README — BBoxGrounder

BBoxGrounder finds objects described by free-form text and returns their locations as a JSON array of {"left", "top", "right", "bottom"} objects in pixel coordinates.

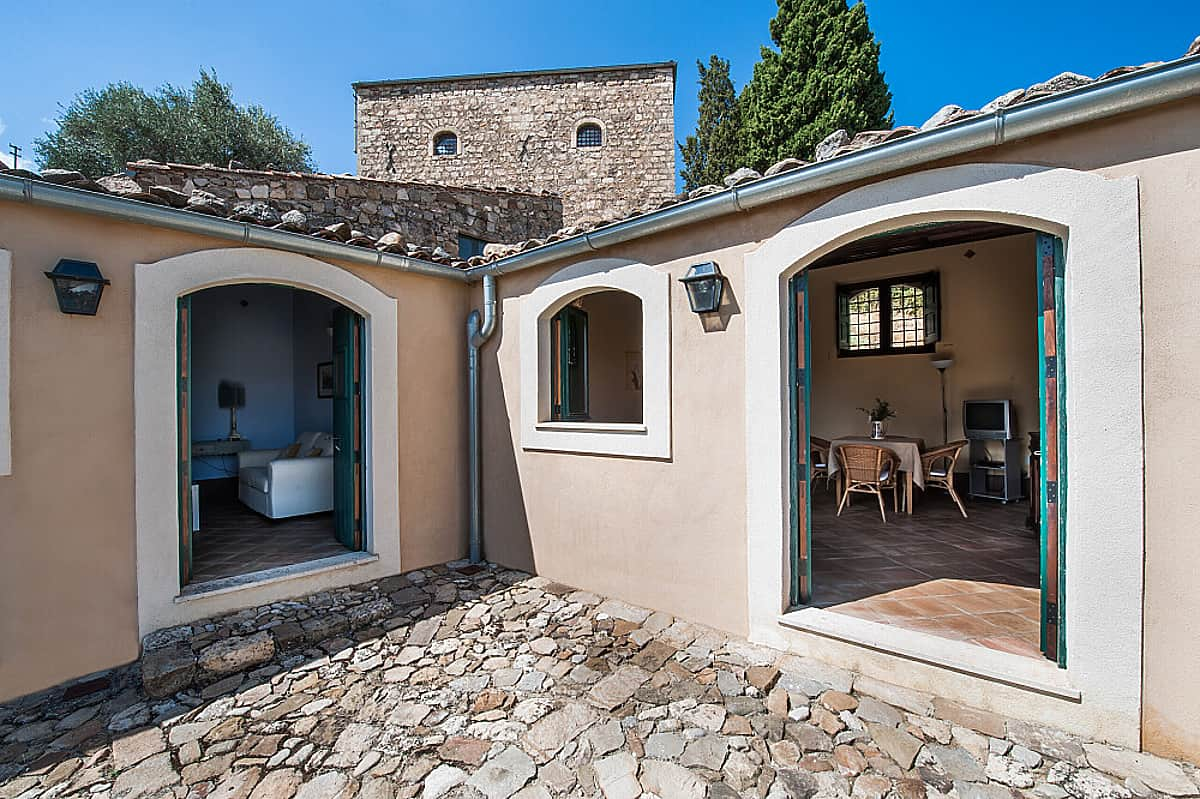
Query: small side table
[
  {"left": 190, "top": 440, "right": 252, "bottom": 532},
  {"left": 192, "top": 439, "right": 252, "bottom": 457}
]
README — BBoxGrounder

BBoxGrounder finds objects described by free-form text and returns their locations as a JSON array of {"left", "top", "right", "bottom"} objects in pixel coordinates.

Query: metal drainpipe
[{"left": 467, "top": 274, "right": 498, "bottom": 563}]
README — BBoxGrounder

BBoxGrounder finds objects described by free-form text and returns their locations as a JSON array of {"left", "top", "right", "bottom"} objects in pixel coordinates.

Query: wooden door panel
[
  {"left": 790, "top": 275, "right": 812, "bottom": 605},
  {"left": 1037, "top": 233, "right": 1067, "bottom": 665},
  {"left": 177, "top": 296, "right": 192, "bottom": 586}
]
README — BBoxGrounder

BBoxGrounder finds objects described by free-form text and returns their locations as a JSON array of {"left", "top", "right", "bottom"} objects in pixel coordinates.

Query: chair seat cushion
[
  {"left": 240, "top": 466, "right": 269, "bottom": 493},
  {"left": 879, "top": 463, "right": 893, "bottom": 482},
  {"left": 930, "top": 466, "right": 949, "bottom": 478}
]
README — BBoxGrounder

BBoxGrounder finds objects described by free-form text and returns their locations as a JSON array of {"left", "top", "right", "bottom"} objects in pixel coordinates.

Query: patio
[
  {"left": 810, "top": 485, "right": 1042, "bottom": 658},
  {"left": 0, "top": 562, "right": 1192, "bottom": 798}
]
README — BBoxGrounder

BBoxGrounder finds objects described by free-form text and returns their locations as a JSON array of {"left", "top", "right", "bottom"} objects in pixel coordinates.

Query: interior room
[
  {"left": 803, "top": 226, "right": 1044, "bottom": 659},
  {"left": 548, "top": 290, "right": 643, "bottom": 423},
  {"left": 186, "top": 283, "right": 355, "bottom": 587}
]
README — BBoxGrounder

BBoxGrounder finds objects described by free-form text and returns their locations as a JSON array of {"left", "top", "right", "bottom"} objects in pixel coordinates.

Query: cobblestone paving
[{"left": 2, "top": 563, "right": 1197, "bottom": 799}]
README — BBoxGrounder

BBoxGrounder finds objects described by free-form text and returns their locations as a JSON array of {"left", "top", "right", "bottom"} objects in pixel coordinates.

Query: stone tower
[{"left": 353, "top": 63, "right": 677, "bottom": 226}]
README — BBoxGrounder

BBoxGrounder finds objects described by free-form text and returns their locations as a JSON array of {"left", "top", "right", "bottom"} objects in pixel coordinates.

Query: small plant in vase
[{"left": 858, "top": 398, "right": 896, "bottom": 440}]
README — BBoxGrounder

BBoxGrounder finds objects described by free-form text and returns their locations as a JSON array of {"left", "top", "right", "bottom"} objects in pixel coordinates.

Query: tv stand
[{"left": 967, "top": 438, "right": 1023, "bottom": 503}]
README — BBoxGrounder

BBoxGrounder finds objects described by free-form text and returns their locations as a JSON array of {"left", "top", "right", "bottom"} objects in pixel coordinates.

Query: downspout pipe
[{"left": 467, "top": 274, "right": 498, "bottom": 563}]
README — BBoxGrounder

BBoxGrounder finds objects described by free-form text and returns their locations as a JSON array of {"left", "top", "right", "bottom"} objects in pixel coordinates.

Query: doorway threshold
[
  {"left": 177, "top": 551, "right": 378, "bottom": 603},
  {"left": 778, "top": 607, "right": 1080, "bottom": 701}
]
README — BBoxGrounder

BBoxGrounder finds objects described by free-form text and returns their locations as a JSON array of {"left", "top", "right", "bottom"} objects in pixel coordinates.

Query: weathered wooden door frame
[
  {"left": 177, "top": 295, "right": 193, "bottom": 587},
  {"left": 787, "top": 273, "right": 812, "bottom": 606},
  {"left": 1037, "top": 232, "right": 1068, "bottom": 666},
  {"left": 332, "top": 305, "right": 365, "bottom": 551}
]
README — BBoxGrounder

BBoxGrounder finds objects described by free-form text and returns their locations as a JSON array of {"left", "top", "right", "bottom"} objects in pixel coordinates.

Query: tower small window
[
  {"left": 433, "top": 131, "right": 458, "bottom": 156},
  {"left": 576, "top": 123, "right": 603, "bottom": 148}
]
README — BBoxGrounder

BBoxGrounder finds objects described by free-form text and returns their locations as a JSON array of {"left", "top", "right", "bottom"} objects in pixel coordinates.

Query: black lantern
[
  {"left": 679, "top": 261, "right": 726, "bottom": 314},
  {"left": 45, "top": 259, "right": 110, "bottom": 315}
]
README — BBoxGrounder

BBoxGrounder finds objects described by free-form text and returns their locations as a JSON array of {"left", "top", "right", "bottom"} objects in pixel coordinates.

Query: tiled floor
[
  {"left": 810, "top": 481, "right": 1044, "bottom": 659},
  {"left": 190, "top": 483, "right": 349, "bottom": 585}
]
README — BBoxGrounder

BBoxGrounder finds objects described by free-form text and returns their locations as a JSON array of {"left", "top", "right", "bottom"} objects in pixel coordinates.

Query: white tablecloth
[{"left": 828, "top": 435, "right": 925, "bottom": 489}]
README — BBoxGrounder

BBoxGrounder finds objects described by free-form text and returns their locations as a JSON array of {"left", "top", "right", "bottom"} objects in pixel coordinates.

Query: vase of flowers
[{"left": 858, "top": 398, "right": 896, "bottom": 439}]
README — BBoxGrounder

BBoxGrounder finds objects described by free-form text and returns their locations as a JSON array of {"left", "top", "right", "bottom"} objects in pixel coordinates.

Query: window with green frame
[
  {"left": 550, "top": 304, "right": 589, "bottom": 420},
  {"left": 836, "top": 272, "right": 939, "bottom": 357}
]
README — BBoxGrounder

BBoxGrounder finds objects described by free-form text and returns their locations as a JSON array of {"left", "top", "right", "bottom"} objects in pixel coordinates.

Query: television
[{"left": 963, "top": 400, "right": 1014, "bottom": 440}]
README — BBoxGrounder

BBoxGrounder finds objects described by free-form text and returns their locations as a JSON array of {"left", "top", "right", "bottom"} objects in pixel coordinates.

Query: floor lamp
[{"left": 931, "top": 356, "right": 954, "bottom": 444}]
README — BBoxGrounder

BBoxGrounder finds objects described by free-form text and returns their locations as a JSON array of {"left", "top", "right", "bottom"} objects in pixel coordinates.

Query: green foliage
[
  {"left": 858, "top": 398, "right": 897, "bottom": 422},
  {"left": 35, "top": 69, "right": 314, "bottom": 177},
  {"left": 679, "top": 55, "right": 744, "bottom": 191},
  {"left": 740, "top": 0, "right": 893, "bottom": 171}
]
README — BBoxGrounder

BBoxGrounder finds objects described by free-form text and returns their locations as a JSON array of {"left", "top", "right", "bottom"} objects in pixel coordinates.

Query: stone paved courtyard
[{"left": 1, "top": 563, "right": 1196, "bottom": 799}]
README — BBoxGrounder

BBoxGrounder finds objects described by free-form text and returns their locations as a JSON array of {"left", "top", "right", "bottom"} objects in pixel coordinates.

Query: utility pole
[{"left": 8, "top": 144, "right": 20, "bottom": 170}]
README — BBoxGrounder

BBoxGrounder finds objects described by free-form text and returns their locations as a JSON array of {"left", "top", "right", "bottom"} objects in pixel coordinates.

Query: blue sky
[{"left": 1, "top": 1, "right": 1197, "bottom": 179}]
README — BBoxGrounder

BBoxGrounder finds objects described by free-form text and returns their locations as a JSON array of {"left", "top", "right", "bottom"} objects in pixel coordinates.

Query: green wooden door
[
  {"left": 1037, "top": 233, "right": 1067, "bottom": 666},
  {"left": 177, "top": 295, "right": 193, "bottom": 586},
  {"left": 789, "top": 274, "right": 812, "bottom": 605},
  {"left": 552, "top": 305, "right": 589, "bottom": 421},
  {"left": 332, "top": 307, "right": 363, "bottom": 550}
]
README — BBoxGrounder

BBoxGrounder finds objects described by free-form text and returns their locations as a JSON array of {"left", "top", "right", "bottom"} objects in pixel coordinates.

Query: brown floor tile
[
  {"left": 811, "top": 487, "right": 1043, "bottom": 659},
  {"left": 190, "top": 485, "right": 350, "bottom": 584}
]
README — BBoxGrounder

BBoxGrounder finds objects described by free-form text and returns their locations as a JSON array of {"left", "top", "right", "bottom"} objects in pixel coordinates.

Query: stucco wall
[
  {"left": 481, "top": 238, "right": 755, "bottom": 636},
  {"left": 479, "top": 98, "right": 1200, "bottom": 758},
  {"left": 1117, "top": 149, "right": 1200, "bottom": 761},
  {"left": 808, "top": 233, "right": 1039, "bottom": 462},
  {"left": 0, "top": 202, "right": 468, "bottom": 702}
]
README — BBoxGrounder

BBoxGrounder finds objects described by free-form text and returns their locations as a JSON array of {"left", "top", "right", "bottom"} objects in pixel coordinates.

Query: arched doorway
[
  {"left": 134, "top": 247, "right": 401, "bottom": 636},
  {"left": 176, "top": 284, "right": 365, "bottom": 589},
  {"left": 786, "top": 221, "right": 1065, "bottom": 664}
]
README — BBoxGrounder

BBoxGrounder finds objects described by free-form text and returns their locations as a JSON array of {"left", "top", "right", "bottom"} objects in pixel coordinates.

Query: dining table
[{"left": 828, "top": 435, "right": 926, "bottom": 514}]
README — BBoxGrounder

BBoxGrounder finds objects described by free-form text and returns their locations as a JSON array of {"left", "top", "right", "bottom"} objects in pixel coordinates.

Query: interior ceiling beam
[{"left": 808, "top": 222, "right": 1031, "bottom": 270}]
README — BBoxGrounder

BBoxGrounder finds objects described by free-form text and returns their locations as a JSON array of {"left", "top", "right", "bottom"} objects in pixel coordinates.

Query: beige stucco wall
[
  {"left": 478, "top": 97, "right": 1200, "bottom": 759},
  {"left": 808, "top": 233, "right": 1039, "bottom": 463},
  {"left": 0, "top": 202, "right": 468, "bottom": 702}
]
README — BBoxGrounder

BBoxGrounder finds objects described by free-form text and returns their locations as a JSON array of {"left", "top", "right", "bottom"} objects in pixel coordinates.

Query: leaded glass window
[{"left": 836, "top": 272, "right": 939, "bottom": 356}]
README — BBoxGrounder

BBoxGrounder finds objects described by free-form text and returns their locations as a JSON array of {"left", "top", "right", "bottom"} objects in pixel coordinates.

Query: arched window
[
  {"left": 548, "top": 290, "right": 642, "bottom": 423},
  {"left": 433, "top": 131, "right": 458, "bottom": 156},
  {"left": 575, "top": 122, "right": 603, "bottom": 148}
]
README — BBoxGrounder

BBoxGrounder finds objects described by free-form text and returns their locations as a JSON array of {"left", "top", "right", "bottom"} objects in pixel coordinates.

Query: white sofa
[{"left": 237, "top": 432, "right": 335, "bottom": 519}]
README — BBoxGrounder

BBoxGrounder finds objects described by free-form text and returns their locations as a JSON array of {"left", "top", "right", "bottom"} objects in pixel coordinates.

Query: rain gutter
[
  {"left": 0, "top": 174, "right": 470, "bottom": 282},
  {"left": 468, "top": 55, "right": 1200, "bottom": 280}
]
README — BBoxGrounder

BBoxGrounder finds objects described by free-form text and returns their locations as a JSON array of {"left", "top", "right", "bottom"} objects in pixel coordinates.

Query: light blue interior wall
[
  {"left": 190, "top": 284, "right": 336, "bottom": 480},
  {"left": 293, "top": 290, "right": 336, "bottom": 436}
]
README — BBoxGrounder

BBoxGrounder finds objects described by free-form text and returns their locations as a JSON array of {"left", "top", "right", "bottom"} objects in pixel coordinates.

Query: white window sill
[
  {"left": 778, "top": 607, "right": 1080, "bottom": 700},
  {"left": 176, "top": 551, "right": 379, "bottom": 603},
  {"left": 535, "top": 421, "right": 648, "bottom": 434}
]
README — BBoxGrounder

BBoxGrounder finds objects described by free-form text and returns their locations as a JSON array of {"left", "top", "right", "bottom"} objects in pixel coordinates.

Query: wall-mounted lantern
[
  {"left": 45, "top": 259, "right": 110, "bottom": 316},
  {"left": 679, "top": 262, "right": 726, "bottom": 314}
]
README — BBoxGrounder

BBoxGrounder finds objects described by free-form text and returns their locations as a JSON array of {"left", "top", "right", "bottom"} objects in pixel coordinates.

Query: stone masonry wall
[
  {"left": 125, "top": 161, "right": 563, "bottom": 255},
  {"left": 354, "top": 64, "right": 677, "bottom": 225}
]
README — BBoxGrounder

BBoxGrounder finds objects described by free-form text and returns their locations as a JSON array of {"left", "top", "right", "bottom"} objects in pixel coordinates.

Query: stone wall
[
  {"left": 124, "top": 161, "right": 562, "bottom": 255},
  {"left": 353, "top": 63, "right": 677, "bottom": 225}
]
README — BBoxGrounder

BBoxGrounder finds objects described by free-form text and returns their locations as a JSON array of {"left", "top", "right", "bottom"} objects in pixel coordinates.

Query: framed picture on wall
[{"left": 317, "top": 361, "right": 334, "bottom": 399}]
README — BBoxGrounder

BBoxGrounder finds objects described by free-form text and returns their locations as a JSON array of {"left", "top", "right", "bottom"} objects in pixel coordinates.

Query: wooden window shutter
[{"left": 922, "top": 276, "right": 940, "bottom": 345}]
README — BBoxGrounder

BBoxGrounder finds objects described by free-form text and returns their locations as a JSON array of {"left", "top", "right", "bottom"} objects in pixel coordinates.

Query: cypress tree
[
  {"left": 740, "top": 0, "right": 893, "bottom": 171},
  {"left": 679, "top": 55, "right": 744, "bottom": 191}
]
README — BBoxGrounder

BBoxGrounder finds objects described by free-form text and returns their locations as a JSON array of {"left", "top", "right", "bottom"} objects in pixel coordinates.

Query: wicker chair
[
  {"left": 836, "top": 444, "right": 901, "bottom": 523},
  {"left": 920, "top": 440, "right": 970, "bottom": 518},
  {"left": 810, "top": 437, "right": 832, "bottom": 492}
]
